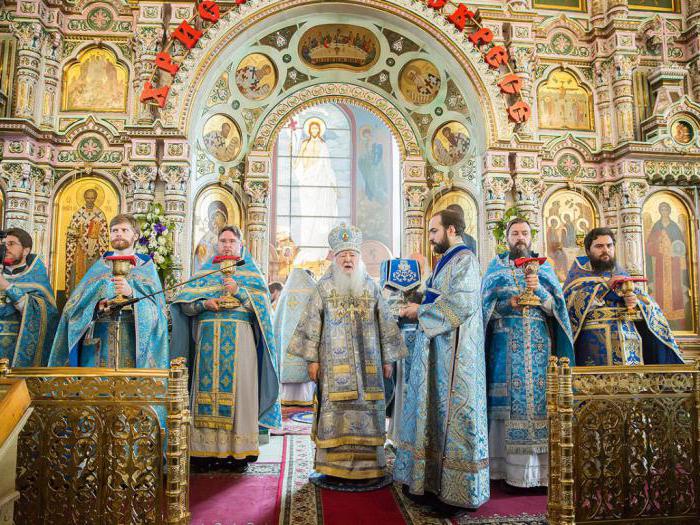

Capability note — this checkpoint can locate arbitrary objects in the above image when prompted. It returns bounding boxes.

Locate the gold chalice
[515,257,547,307]
[105,255,137,306]
[610,276,646,322]
[214,255,241,309]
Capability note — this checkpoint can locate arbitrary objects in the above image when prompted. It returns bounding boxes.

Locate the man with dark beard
[563,227,683,366]
[394,209,490,512]
[482,218,574,490]
[288,224,405,487]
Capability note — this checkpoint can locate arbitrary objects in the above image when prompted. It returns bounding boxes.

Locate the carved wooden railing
[0,358,190,525]
[548,357,700,525]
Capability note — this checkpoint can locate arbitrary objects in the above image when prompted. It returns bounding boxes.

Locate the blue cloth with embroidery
[482,253,574,455]
[0,255,58,367]
[170,248,281,430]
[48,252,169,369]
[380,258,421,292]
[393,244,490,509]
[563,256,683,366]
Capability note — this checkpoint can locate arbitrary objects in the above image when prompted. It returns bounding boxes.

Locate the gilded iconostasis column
[132,5,166,126]
[31,167,53,261]
[483,151,513,257]
[160,140,190,283]
[1,162,33,231]
[611,53,638,144]
[512,151,544,250]
[244,151,272,275]
[123,142,158,214]
[39,31,62,130]
[10,21,43,122]
[617,172,648,277]
[402,157,428,258]
[506,20,536,140]
[593,60,613,149]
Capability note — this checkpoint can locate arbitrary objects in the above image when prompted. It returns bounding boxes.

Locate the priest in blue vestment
[170,225,280,470]
[288,224,405,484]
[48,214,168,369]
[0,228,58,367]
[394,209,490,512]
[274,268,316,406]
[563,227,683,366]
[482,218,574,489]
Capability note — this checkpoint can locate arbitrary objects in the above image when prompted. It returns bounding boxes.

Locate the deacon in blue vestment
[170,225,281,469]
[563,227,683,366]
[0,228,58,367]
[394,209,489,512]
[288,224,405,483]
[48,214,168,369]
[482,218,574,489]
[274,268,316,406]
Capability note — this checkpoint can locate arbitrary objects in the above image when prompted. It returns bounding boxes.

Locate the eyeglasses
[4,241,22,248]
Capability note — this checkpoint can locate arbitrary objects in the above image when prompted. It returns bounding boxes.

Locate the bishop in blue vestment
[563,227,683,366]
[0,228,58,367]
[170,226,281,466]
[482,218,574,489]
[48,214,168,369]
[394,209,489,511]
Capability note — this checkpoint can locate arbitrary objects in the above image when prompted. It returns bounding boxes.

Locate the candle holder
[514,257,548,307]
[104,255,137,306]
[609,276,647,322]
[213,255,241,309]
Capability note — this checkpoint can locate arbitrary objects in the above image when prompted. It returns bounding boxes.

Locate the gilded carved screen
[51,177,119,303]
[192,186,242,274]
[62,47,128,112]
[543,189,597,282]
[642,192,696,333]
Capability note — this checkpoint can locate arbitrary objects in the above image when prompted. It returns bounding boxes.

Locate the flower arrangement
[492,205,538,254]
[135,203,176,286]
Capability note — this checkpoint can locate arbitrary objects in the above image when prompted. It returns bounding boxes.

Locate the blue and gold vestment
[563,256,683,366]
[393,244,490,509]
[170,249,281,445]
[288,266,405,479]
[48,252,168,368]
[0,255,58,367]
[482,254,574,453]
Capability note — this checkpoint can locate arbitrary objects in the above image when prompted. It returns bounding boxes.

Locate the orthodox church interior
[0,0,699,524]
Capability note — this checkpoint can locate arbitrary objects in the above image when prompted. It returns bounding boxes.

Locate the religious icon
[425,190,478,268]
[298,24,379,71]
[543,190,596,281]
[62,47,128,112]
[235,53,277,101]
[533,0,586,11]
[192,186,242,273]
[398,59,441,105]
[628,0,676,12]
[360,239,392,280]
[537,69,594,131]
[432,121,470,166]
[670,120,695,145]
[51,177,119,300]
[202,114,242,162]
[643,192,695,333]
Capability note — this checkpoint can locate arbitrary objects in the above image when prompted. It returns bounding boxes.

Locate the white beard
[331,260,367,297]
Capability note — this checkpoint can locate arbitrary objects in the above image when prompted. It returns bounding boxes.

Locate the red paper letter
[447,4,475,31]
[427,0,447,9]
[507,101,531,123]
[140,82,170,108]
[172,20,202,49]
[485,46,509,69]
[235,0,246,4]
[155,52,179,75]
[198,1,220,23]
[497,73,523,95]
[468,27,493,47]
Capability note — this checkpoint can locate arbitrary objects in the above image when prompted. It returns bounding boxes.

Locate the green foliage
[135,203,177,287]
[492,206,538,254]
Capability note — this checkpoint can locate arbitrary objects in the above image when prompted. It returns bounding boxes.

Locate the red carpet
[320,486,406,525]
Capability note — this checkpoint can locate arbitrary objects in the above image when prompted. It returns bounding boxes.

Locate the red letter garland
[140,0,530,125]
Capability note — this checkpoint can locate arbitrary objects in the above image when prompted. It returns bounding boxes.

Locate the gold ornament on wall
[398,59,441,105]
[235,53,277,101]
[61,47,128,112]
